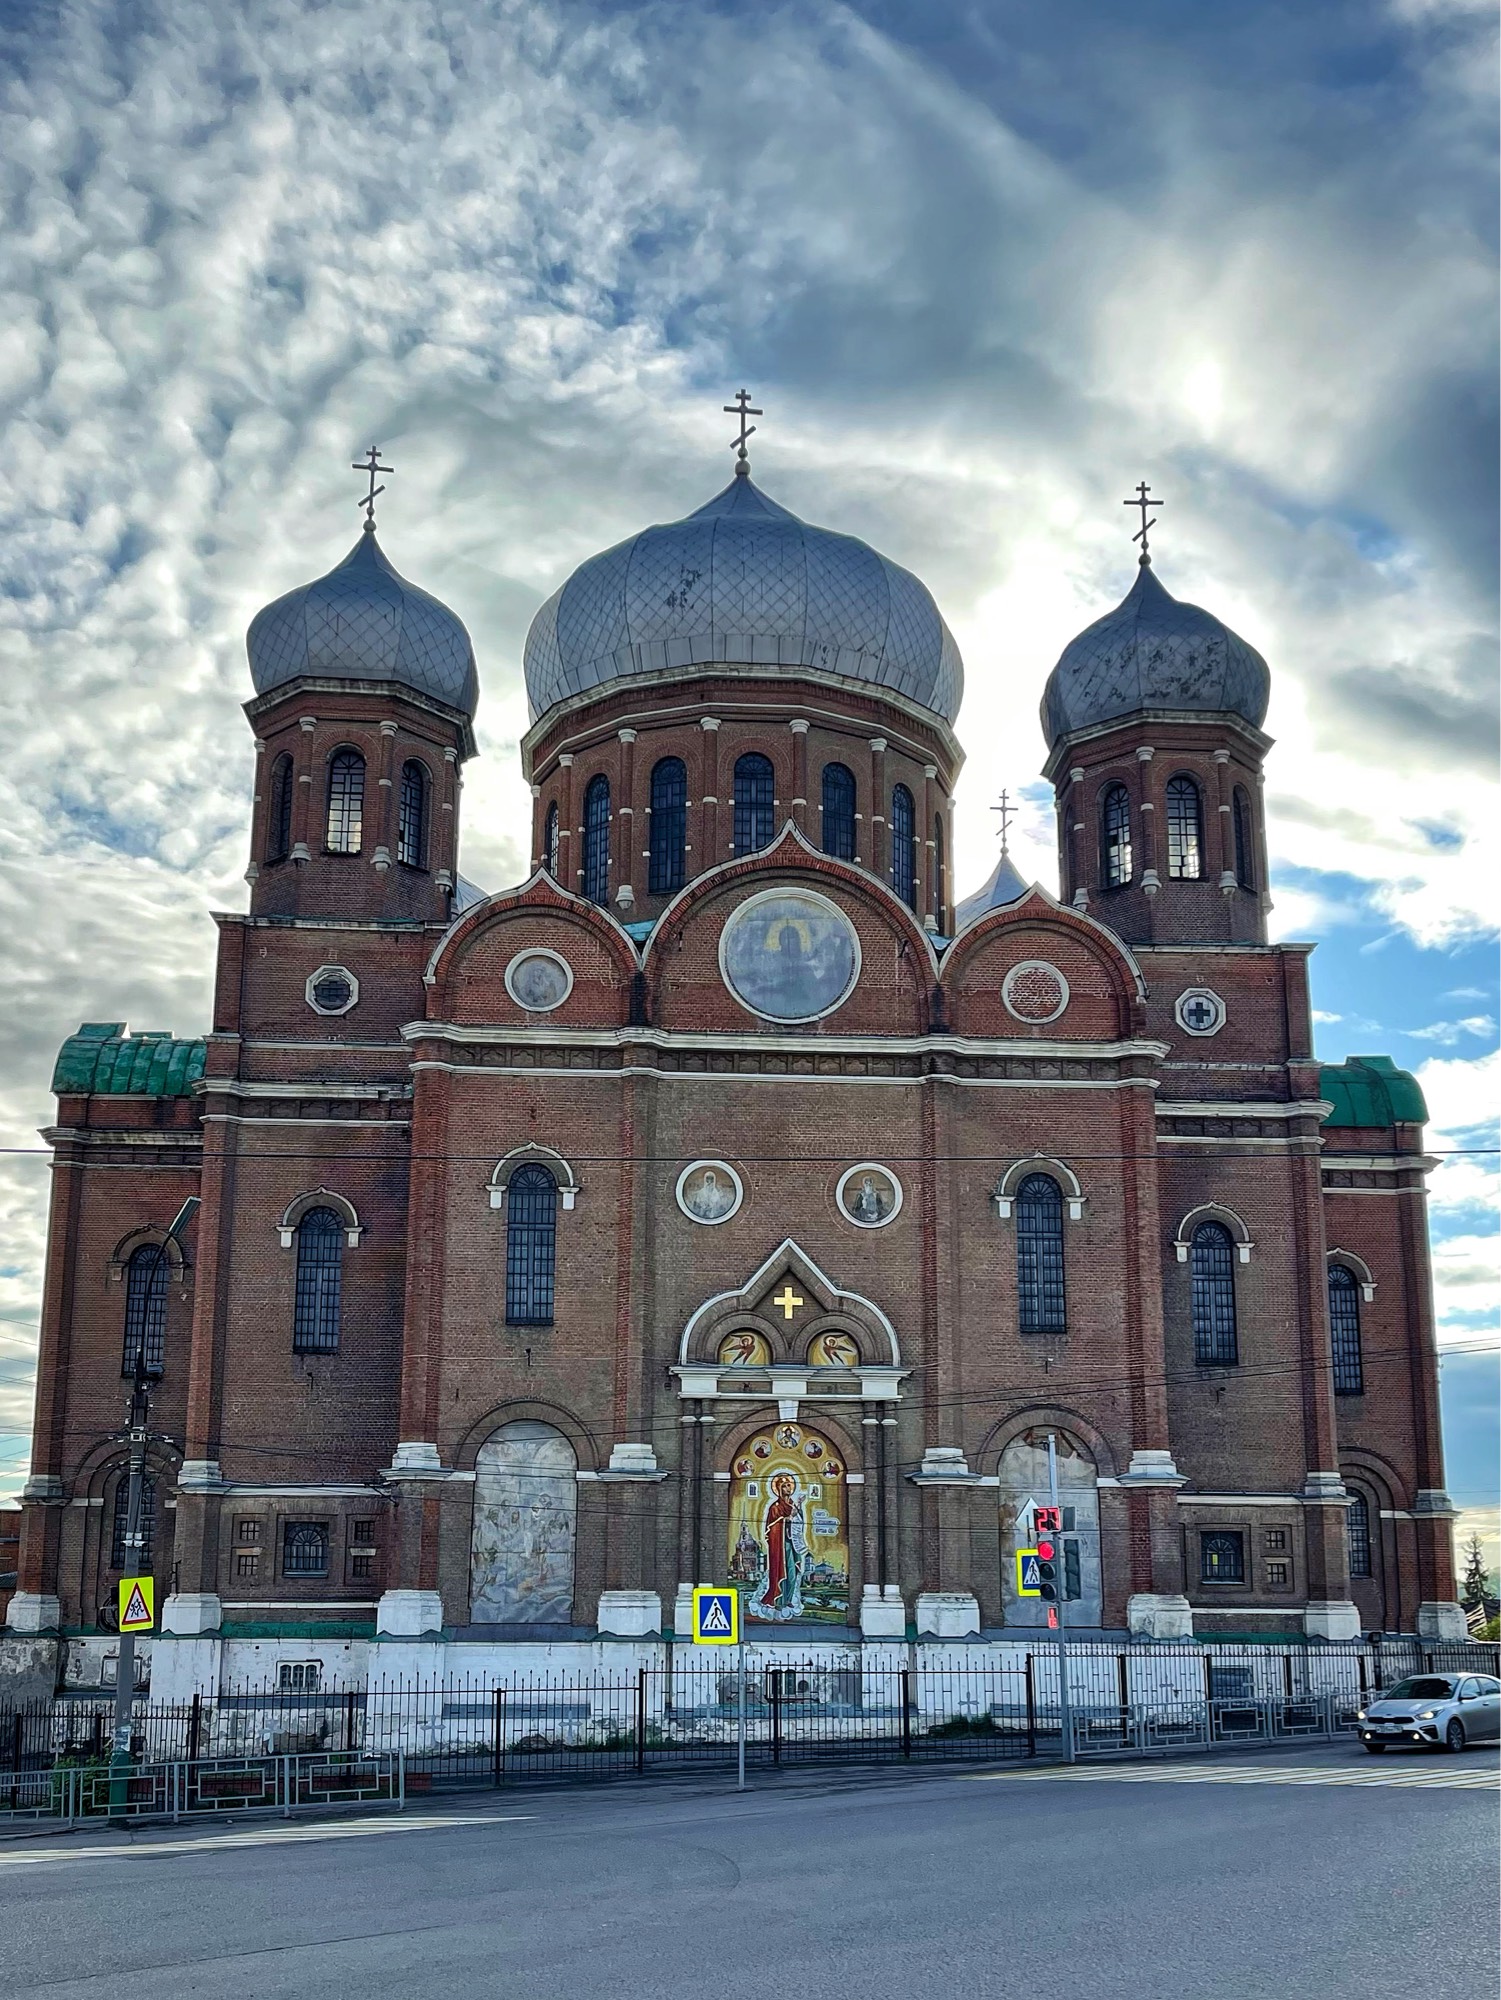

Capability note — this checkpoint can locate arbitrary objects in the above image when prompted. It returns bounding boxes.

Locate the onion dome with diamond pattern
[523,473,963,725]
[1041,563,1269,750]
[247,524,479,718]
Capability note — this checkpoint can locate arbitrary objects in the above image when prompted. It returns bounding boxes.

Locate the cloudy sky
[1,0,1496,1562]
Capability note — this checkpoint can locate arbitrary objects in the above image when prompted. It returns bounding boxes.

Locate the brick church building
[6,436,1463,1669]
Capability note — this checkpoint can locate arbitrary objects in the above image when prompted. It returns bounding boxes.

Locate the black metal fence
[5,1638,1496,1808]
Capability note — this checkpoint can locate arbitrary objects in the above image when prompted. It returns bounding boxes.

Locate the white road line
[961,1761,1497,1790]
[0,1811,533,1868]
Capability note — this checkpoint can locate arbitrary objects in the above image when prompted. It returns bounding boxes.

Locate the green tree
[1461,1533,1490,1609]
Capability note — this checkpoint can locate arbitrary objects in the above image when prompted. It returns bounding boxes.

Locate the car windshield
[1382,1677,1455,1700]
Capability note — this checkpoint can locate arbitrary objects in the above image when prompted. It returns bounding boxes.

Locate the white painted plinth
[1303,1600,1361,1641]
[161,1592,222,1635]
[859,1585,906,1638]
[1416,1600,1468,1641]
[597,1590,661,1637]
[4,1593,60,1634]
[376,1589,445,1637]
[148,1636,223,1700]
[915,1592,980,1638]
[1127,1592,1194,1639]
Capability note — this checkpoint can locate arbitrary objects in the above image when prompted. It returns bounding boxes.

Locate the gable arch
[977,1406,1121,1482]
[277,1189,362,1249]
[940,886,1147,1041]
[454,1398,602,1474]
[488,1144,579,1211]
[107,1226,191,1283]
[1173,1202,1254,1264]
[422,868,642,1007]
[678,1239,900,1366]
[993,1155,1086,1220]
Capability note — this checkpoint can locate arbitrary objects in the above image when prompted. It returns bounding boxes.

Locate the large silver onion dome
[247,524,479,717]
[1042,563,1268,749]
[523,472,963,724]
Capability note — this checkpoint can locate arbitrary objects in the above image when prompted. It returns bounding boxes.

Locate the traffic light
[1036,1535,1058,1602]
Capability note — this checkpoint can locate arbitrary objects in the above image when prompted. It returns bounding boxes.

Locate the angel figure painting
[727,1424,849,1623]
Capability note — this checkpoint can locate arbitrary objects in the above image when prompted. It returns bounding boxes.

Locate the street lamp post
[108,1197,199,1818]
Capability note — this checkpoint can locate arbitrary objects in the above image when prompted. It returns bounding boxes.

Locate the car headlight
[1356,1710,1367,1721]
[1415,1709,1438,1721]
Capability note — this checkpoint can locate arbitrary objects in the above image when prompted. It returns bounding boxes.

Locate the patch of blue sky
[1438,1352,1500,1511]
[53,801,158,860]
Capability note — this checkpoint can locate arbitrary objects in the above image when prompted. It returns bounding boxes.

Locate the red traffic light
[1036,1538,1055,1561]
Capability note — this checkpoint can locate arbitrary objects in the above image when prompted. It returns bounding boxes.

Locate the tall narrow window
[121,1245,168,1378]
[1191,1220,1238,1365]
[821,763,856,861]
[733,754,775,854]
[890,784,916,908]
[397,760,427,868]
[292,1207,344,1354]
[649,757,687,895]
[325,749,365,854]
[1016,1174,1067,1335]
[1100,783,1133,888]
[1165,775,1203,880]
[110,1474,155,1570]
[1346,1490,1372,1577]
[267,754,294,863]
[1233,786,1255,891]
[1329,1263,1364,1394]
[582,775,610,904]
[933,814,947,925]
[505,1165,557,1326]
[543,801,560,879]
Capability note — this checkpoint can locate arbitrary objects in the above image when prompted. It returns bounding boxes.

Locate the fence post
[397,1751,405,1811]
[636,1669,646,1776]
[345,1688,358,1755]
[900,1666,912,1758]
[492,1688,504,1788]
[771,1674,782,1767]
[281,1754,292,1819]
[186,1693,202,1765]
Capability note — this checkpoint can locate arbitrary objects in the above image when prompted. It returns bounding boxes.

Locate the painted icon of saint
[688,1168,735,1220]
[748,1472,809,1621]
[849,1173,889,1223]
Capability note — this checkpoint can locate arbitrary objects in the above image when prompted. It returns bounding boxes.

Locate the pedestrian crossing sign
[692,1587,739,1644]
[118,1576,154,1633]
[1015,1549,1042,1598]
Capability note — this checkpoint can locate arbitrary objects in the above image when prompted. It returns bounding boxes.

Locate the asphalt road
[0,1742,1495,1999]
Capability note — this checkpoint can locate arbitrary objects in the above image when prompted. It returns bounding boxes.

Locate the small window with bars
[1346,1490,1373,1578]
[349,1519,378,1580]
[505,1164,558,1325]
[325,749,365,854]
[648,758,687,895]
[278,1662,322,1692]
[733,754,775,855]
[1190,1221,1239,1366]
[1328,1264,1363,1394]
[1263,1527,1288,1552]
[1200,1531,1245,1583]
[397,760,428,869]
[583,774,611,904]
[282,1521,330,1577]
[1015,1174,1066,1335]
[235,1551,259,1579]
[267,753,294,864]
[109,1475,156,1570]
[122,1244,168,1379]
[293,1208,344,1353]
[821,763,857,861]
[1265,1559,1291,1589]
[1165,775,1203,880]
[1100,783,1132,888]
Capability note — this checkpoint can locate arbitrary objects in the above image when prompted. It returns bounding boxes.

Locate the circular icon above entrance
[1002,960,1069,1026]
[719,888,860,1024]
[505,949,573,1013]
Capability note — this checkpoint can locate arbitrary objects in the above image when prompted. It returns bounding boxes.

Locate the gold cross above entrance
[772,1285,804,1320]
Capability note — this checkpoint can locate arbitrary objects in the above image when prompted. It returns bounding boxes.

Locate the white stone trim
[1328,1248,1377,1303]
[277,1189,363,1249]
[992,1155,1085,1221]
[1174,987,1226,1037]
[305,965,360,1017]
[676,1238,900,1365]
[1001,960,1070,1026]
[488,1144,580,1211]
[1172,1202,1254,1264]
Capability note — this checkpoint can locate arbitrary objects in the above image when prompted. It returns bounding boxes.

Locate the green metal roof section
[1319,1054,1427,1129]
[52,1023,207,1098]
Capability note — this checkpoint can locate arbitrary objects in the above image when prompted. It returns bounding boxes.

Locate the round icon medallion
[719,888,860,1024]
[1001,960,1069,1025]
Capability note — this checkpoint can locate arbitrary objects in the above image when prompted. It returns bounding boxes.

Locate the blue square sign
[692,1587,739,1644]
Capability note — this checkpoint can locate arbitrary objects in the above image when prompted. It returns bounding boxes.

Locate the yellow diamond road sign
[692,1587,738,1644]
[119,1576,154,1633]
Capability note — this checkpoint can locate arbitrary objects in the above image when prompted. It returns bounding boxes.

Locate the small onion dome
[954,848,1030,932]
[523,472,963,725]
[247,524,479,718]
[1041,563,1268,750]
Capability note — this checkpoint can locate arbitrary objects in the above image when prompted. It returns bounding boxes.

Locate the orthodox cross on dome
[771,1284,804,1321]
[724,388,763,477]
[353,446,394,529]
[991,788,1017,854]
[1124,480,1161,567]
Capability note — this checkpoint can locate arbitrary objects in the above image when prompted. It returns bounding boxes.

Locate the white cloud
[1408,1015,1498,1044]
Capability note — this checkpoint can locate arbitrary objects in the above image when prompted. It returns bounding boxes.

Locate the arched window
[267,754,294,864]
[1190,1220,1238,1365]
[890,784,916,908]
[506,1164,558,1325]
[1329,1264,1364,1395]
[733,754,775,854]
[121,1245,168,1379]
[1347,1490,1372,1577]
[110,1473,155,1570]
[821,763,856,861]
[543,801,560,879]
[397,760,427,868]
[1233,786,1255,891]
[325,749,365,855]
[1016,1174,1067,1335]
[649,757,687,895]
[1101,783,1133,888]
[582,775,610,904]
[933,813,947,924]
[292,1207,344,1353]
[1165,776,1203,881]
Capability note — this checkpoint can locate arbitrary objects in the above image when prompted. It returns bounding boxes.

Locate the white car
[1356,1672,1501,1753]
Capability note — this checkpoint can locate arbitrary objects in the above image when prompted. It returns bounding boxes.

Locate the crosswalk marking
[0,1810,532,1869]
[962,1760,1498,1791]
